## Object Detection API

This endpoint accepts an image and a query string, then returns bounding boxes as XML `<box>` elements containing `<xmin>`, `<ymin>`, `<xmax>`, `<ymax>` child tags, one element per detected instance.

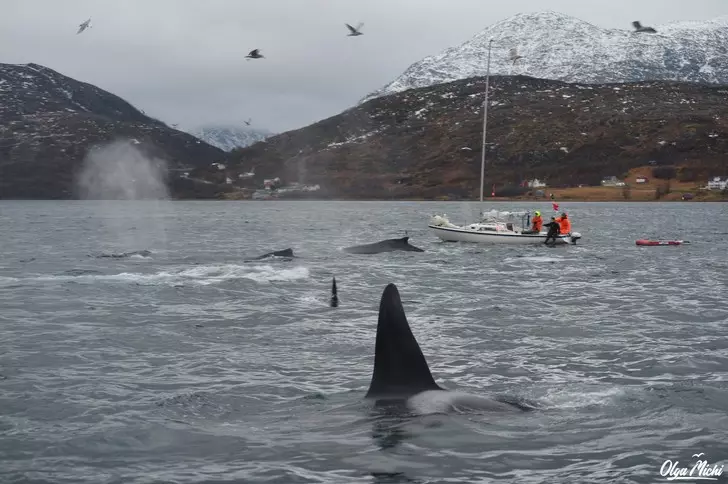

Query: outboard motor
<box><xmin>570</xmin><ymin>232</ymin><xmax>582</xmax><ymax>244</ymax></box>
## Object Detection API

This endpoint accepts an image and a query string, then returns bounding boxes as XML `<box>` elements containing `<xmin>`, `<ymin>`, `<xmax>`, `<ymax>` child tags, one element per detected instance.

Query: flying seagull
<box><xmin>346</xmin><ymin>23</ymin><xmax>364</xmax><ymax>36</ymax></box>
<box><xmin>509</xmin><ymin>47</ymin><xmax>523</xmax><ymax>65</ymax></box>
<box><xmin>77</xmin><ymin>18</ymin><xmax>91</xmax><ymax>34</ymax></box>
<box><xmin>246</xmin><ymin>49</ymin><xmax>264</xmax><ymax>59</ymax></box>
<box><xmin>632</xmin><ymin>21</ymin><xmax>657</xmax><ymax>33</ymax></box>
<box><xmin>244</xmin><ymin>118</ymin><xmax>252</xmax><ymax>126</ymax></box>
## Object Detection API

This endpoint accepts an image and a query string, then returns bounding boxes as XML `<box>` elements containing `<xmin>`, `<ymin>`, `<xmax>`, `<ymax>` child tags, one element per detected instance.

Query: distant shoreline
<box><xmin>2</xmin><ymin>198</ymin><xmax>725</xmax><ymax>203</ymax></box>
<box><xmin>223</xmin><ymin>198</ymin><xmax>726</xmax><ymax>202</ymax></box>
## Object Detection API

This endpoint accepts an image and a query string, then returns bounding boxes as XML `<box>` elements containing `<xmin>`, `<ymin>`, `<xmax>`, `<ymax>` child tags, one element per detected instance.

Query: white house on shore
<box><xmin>706</xmin><ymin>176</ymin><xmax>728</xmax><ymax>190</ymax></box>
<box><xmin>239</xmin><ymin>168</ymin><xmax>255</xmax><ymax>179</ymax></box>
<box><xmin>264</xmin><ymin>177</ymin><xmax>282</xmax><ymax>190</ymax></box>
<box><xmin>527</xmin><ymin>178</ymin><xmax>547</xmax><ymax>188</ymax></box>
<box><xmin>601</xmin><ymin>176</ymin><xmax>626</xmax><ymax>187</ymax></box>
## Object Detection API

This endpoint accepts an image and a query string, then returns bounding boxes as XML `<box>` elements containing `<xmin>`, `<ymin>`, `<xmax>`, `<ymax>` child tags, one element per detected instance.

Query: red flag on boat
<box><xmin>552</xmin><ymin>202</ymin><xmax>559</xmax><ymax>211</ymax></box>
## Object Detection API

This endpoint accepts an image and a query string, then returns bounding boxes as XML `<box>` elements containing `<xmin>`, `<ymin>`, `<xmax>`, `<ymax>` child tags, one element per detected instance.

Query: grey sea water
<box><xmin>1</xmin><ymin>200</ymin><xmax>727</xmax><ymax>484</ymax></box>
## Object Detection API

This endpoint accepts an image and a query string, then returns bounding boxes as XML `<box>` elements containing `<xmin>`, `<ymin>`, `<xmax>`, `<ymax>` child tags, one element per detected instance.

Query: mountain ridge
<box><xmin>362</xmin><ymin>11</ymin><xmax>728</xmax><ymax>103</ymax></box>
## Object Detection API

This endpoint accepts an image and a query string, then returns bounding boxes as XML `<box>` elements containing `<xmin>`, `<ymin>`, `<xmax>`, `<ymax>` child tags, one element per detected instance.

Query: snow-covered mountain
<box><xmin>362</xmin><ymin>11</ymin><xmax>728</xmax><ymax>102</ymax></box>
<box><xmin>189</xmin><ymin>125</ymin><xmax>273</xmax><ymax>152</ymax></box>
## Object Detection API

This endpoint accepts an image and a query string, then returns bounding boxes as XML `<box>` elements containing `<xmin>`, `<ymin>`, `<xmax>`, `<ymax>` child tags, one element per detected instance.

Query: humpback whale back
<box><xmin>270</xmin><ymin>248</ymin><xmax>293</xmax><ymax>258</ymax></box>
<box><xmin>342</xmin><ymin>237</ymin><xmax>424</xmax><ymax>254</ymax></box>
<box><xmin>395</xmin><ymin>237</ymin><xmax>424</xmax><ymax>252</ymax></box>
<box><xmin>245</xmin><ymin>248</ymin><xmax>295</xmax><ymax>262</ymax></box>
<box><xmin>365</xmin><ymin>284</ymin><xmax>442</xmax><ymax>399</ymax></box>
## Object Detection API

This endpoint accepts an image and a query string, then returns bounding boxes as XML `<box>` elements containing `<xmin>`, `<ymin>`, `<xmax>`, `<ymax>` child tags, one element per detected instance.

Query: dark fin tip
<box><xmin>382</xmin><ymin>283</ymin><xmax>400</xmax><ymax>299</ymax></box>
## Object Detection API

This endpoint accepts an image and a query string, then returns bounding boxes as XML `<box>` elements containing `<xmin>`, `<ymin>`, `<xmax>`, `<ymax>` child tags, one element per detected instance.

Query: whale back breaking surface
<box><xmin>270</xmin><ymin>248</ymin><xmax>294</xmax><ymax>258</ymax></box>
<box><xmin>365</xmin><ymin>283</ymin><xmax>442</xmax><ymax>399</ymax></box>
<box><xmin>396</xmin><ymin>237</ymin><xmax>424</xmax><ymax>252</ymax></box>
<box><xmin>343</xmin><ymin>237</ymin><xmax>424</xmax><ymax>254</ymax></box>
<box><xmin>245</xmin><ymin>248</ymin><xmax>295</xmax><ymax>262</ymax></box>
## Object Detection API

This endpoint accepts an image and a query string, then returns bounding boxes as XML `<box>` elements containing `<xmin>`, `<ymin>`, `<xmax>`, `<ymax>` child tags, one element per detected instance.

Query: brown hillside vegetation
<box><xmin>222</xmin><ymin>75</ymin><xmax>728</xmax><ymax>200</ymax></box>
<box><xmin>542</xmin><ymin>167</ymin><xmax>727</xmax><ymax>201</ymax></box>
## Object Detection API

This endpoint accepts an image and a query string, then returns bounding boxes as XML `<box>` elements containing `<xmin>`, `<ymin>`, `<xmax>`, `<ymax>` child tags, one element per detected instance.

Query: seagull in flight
<box><xmin>245</xmin><ymin>49</ymin><xmax>264</xmax><ymax>60</ymax></box>
<box><xmin>345</xmin><ymin>23</ymin><xmax>364</xmax><ymax>36</ymax></box>
<box><xmin>632</xmin><ymin>21</ymin><xmax>657</xmax><ymax>33</ymax></box>
<box><xmin>77</xmin><ymin>18</ymin><xmax>92</xmax><ymax>34</ymax></box>
<box><xmin>509</xmin><ymin>47</ymin><xmax>523</xmax><ymax>65</ymax></box>
<box><xmin>244</xmin><ymin>118</ymin><xmax>252</xmax><ymax>126</ymax></box>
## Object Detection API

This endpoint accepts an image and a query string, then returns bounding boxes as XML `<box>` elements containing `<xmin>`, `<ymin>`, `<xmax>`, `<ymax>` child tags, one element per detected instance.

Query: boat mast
<box><xmin>479</xmin><ymin>38</ymin><xmax>494</xmax><ymax>202</ymax></box>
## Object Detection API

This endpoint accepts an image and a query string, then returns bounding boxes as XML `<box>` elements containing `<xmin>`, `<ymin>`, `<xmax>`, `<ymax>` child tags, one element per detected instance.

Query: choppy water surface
<box><xmin>1</xmin><ymin>200</ymin><xmax>727</xmax><ymax>484</ymax></box>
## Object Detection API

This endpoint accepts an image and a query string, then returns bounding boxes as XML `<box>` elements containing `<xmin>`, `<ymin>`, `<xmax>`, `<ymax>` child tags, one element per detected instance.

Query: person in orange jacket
<box><xmin>555</xmin><ymin>212</ymin><xmax>571</xmax><ymax>234</ymax></box>
<box><xmin>531</xmin><ymin>211</ymin><xmax>543</xmax><ymax>232</ymax></box>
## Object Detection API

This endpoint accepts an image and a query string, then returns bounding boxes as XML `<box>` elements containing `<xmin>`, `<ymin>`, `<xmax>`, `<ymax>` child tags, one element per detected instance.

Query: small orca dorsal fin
<box><xmin>365</xmin><ymin>283</ymin><xmax>442</xmax><ymax>399</ymax></box>
<box><xmin>330</xmin><ymin>276</ymin><xmax>338</xmax><ymax>307</ymax></box>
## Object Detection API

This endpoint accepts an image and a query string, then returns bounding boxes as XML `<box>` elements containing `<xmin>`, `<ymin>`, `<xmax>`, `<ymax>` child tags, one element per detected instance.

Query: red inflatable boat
<box><xmin>635</xmin><ymin>239</ymin><xmax>688</xmax><ymax>246</ymax></box>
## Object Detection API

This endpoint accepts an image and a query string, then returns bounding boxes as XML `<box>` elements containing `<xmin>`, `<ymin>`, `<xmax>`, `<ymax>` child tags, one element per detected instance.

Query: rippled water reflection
<box><xmin>1</xmin><ymin>200</ymin><xmax>727</xmax><ymax>483</ymax></box>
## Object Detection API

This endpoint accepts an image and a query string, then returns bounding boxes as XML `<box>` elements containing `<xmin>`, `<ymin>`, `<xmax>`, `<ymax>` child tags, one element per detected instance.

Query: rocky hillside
<box><xmin>225</xmin><ymin>75</ymin><xmax>728</xmax><ymax>200</ymax></box>
<box><xmin>362</xmin><ymin>11</ymin><xmax>728</xmax><ymax>102</ymax></box>
<box><xmin>0</xmin><ymin>63</ymin><xmax>230</xmax><ymax>199</ymax></box>
<box><xmin>190</xmin><ymin>125</ymin><xmax>273</xmax><ymax>152</ymax></box>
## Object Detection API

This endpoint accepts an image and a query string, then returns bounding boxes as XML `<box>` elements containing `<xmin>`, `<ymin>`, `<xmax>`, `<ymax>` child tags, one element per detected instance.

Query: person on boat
<box><xmin>544</xmin><ymin>217</ymin><xmax>560</xmax><ymax>245</ymax></box>
<box><xmin>531</xmin><ymin>211</ymin><xmax>543</xmax><ymax>232</ymax></box>
<box><xmin>555</xmin><ymin>212</ymin><xmax>572</xmax><ymax>235</ymax></box>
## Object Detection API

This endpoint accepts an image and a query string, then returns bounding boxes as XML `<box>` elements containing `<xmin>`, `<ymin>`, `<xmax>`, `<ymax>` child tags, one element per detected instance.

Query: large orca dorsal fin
<box><xmin>365</xmin><ymin>283</ymin><xmax>442</xmax><ymax>399</ymax></box>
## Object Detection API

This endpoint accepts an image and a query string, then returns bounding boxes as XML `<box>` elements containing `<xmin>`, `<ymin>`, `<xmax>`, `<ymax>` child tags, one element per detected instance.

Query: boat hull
<box><xmin>428</xmin><ymin>224</ymin><xmax>574</xmax><ymax>245</ymax></box>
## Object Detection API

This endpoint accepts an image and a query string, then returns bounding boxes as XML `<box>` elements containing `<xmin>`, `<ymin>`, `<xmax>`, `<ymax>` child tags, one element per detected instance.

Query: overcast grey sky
<box><xmin>2</xmin><ymin>0</ymin><xmax>727</xmax><ymax>133</ymax></box>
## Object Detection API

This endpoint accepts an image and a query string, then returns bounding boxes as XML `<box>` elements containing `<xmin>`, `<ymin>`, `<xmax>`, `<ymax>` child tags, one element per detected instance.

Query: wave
<box><xmin>1</xmin><ymin>264</ymin><xmax>311</xmax><ymax>287</ymax></box>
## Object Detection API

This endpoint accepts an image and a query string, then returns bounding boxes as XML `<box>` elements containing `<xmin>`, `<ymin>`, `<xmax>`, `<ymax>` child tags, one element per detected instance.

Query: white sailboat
<box><xmin>427</xmin><ymin>39</ymin><xmax>581</xmax><ymax>246</ymax></box>
<box><xmin>429</xmin><ymin>210</ymin><xmax>580</xmax><ymax>245</ymax></box>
